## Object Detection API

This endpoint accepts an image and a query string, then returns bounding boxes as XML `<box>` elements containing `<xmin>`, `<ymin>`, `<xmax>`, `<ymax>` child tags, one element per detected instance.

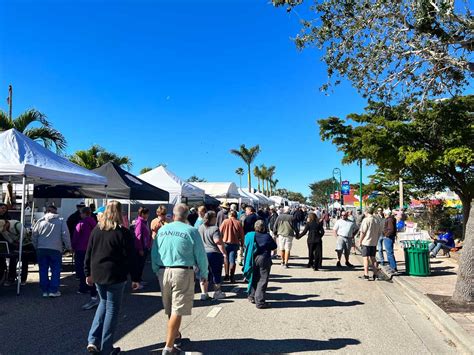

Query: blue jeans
<box><xmin>207</xmin><ymin>252</ymin><xmax>224</xmax><ymax>286</ymax></box>
<box><xmin>37</xmin><ymin>249</ymin><xmax>62</xmax><ymax>293</ymax></box>
<box><xmin>429</xmin><ymin>241</ymin><xmax>449</xmax><ymax>257</ymax></box>
<box><xmin>224</xmin><ymin>243</ymin><xmax>240</xmax><ymax>266</ymax></box>
<box><xmin>88</xmin><ymin>282</ymin><xmax>126</xmax><ymax>353</ymax></box>
<box><xmin>383</xmin><ymin>237</ymin><xmax>397</xmax><ymax>271</ymax></box>
<box><xmin>377</xmin><ymin>237</ymin><xmax>385</xmax><ymax>264</ymax></box>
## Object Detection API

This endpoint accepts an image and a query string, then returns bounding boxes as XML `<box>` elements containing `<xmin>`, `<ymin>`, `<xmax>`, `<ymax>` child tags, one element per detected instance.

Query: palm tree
<box><xmin>140</xmin><ymin>167</ymin><xmax>152</xmax><ymax>174</ymax></box>
<box><xmin>259</xmin><ymin>164</ymin><xmax>269</xmax><ymax>195</ymax></box>
<box><xmin>230</xmin><ymin>144</ymin><xmax>261</xmax><ymax>192</ymax></box>
<box><xmin>0</xmin><ymin>109</ymin><xmax>67</xmax><ymax>152</ymax></box>
<box><xmin>270</xmin><ymin>178</ymin><xmax>279</xmax><ymax>195</ymax></box>
<box><xmin>253</xmin><ymin>166</ymin><xmax>262</xmax><ymax>192</ymax></box>
<box><xmin>267</xmin><ymin>165</ymin><xmax>276</xmax><ymax>196</ymax></box>
<box><xmin>70</xmin><ymin>145</ymin><xmax>132</xmax><ymax>170</ymax></box>
<box><xmin>235</xmin><ymin>167</ymin><xmax>244</xmax><ymax>188</ymax></box>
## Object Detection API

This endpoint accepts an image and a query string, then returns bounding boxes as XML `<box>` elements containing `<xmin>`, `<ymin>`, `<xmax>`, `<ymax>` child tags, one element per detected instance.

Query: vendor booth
<box><xmin>138</xmin><ymin>165</ymin><xmax>205</xmax><ymax>205</ymax></box>
<box><xmin>0</xmin><ymin>129</ymin><xmax>108</xmax><ymax>294</ymax></box>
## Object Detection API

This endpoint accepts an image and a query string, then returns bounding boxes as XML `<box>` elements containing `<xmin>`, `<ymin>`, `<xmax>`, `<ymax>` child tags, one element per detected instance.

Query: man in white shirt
<box><xmin>333</xmin><ymin>211</ymin><xmax>355</xmax><ymax>268</ymax></box>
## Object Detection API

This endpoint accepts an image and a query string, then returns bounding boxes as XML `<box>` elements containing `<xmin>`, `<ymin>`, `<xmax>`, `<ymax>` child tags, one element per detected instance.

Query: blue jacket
<box><xmin>242</xmin><ymin>232</ymin><xmax>256</xmax><ymax>294</ymax></box>
<box><xmin>438</xmin><ymin>232</ymin><xmax>455</xmax><ymax>248</ymax></box>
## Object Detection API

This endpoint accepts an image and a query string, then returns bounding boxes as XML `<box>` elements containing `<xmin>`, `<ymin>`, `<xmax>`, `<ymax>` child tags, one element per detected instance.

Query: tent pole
<box><xmin>105</xmin><ymin>186</ymin><xmax>108</xmax><ymax>204</ymax></box>
<box><xmin>17</xmin><ymin>176</ymin><xmax>26</xmax><ymax>296</ymax></box>
<box><xmin>30</xmin><ymin>199</ymin><xmax>35</xmax><ymax>225</ymax></box>
<box><xmin>128</xmin><ymin>201</ymin><xmax>131</xmax><ymax>223</ymax></box>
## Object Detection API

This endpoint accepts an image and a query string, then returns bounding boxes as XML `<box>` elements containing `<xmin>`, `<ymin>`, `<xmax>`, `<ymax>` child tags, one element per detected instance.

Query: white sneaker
<box><xmin>42</xmin><ymin>292</ymin><xmax>49</xmax><ymax>298</ymax></box>
<box><xmin>200</xmin><ymin>293</ymin><xmax>210</xmax><ymax>301</ymax></box>
<box><xmin>49</xmin><ymin>291</ymin><xmax>61</xmax><ymax>298</ymax></box>
<box><xmin>82</xmin><ymin>297</ymin><xmax>100</xmax><ymax>310</ymax></box>
<box><xmin>213</xmin><ymin>290</ymin><xmax>226</xmax><ymax>300</ymax></box>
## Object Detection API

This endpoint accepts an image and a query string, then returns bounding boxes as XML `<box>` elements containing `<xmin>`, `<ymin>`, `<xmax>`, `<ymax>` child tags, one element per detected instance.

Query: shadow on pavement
<box><xmin>128</xmin><ymin>337</ymin><xmax>361</xmax><ymax>354</ymax></box>
<box><xmin>266</xmin><ymin>292</ymin><xmax>318</xmax><ymax>301</ymax></box>
<box><xmin>268</xmin><ymin>299</ymin><xmax>364</xmax><ymax>309</ymax></box>
<box><xmin>270</xmin><ymin>277</ymin><xmax>341</xmax><ymax>283</ymax></box>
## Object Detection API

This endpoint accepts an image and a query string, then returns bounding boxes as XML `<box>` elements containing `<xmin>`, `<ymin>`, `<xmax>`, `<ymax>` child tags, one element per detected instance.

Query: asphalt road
<box><xmin>0</xmin><ymin>229</ymin><xmax>460</xmax><ymax>354</ymax></box>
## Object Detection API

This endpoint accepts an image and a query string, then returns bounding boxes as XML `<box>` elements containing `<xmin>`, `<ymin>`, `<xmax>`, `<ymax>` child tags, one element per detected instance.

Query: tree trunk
<box><xmin>239</xmin><ymin>175</ymin><xmax>242</xmax><ymax>188</ymax></box>
<box><xmin>452</xmin><ymin>198</ymin><xmax>473</xmax><ymax>303</ymax></box>
<box><xmin>247</xmin><ymin>164</ymin><xmax>251</xmax><ymax>192</ymax></box>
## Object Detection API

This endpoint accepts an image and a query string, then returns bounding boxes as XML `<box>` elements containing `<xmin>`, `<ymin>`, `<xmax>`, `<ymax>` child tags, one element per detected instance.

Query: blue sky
<box><xmin>0</xmin><ymin>0</ymin><xmax>375</xmax><ymax>196</ymax></box>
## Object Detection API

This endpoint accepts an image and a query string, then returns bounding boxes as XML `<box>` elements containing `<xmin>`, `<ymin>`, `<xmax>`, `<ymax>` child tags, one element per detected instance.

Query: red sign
<box><xmin>334</xmin><ymin>191</ymin><xmax>340</xmax><ymax>200</ymax></box>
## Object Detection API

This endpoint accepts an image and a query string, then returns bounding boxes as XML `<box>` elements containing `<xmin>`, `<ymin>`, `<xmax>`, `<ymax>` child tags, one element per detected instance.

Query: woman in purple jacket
<box><xmin>72</xmin><ymin>207</ymin><xmax>98</xmax><ymax>309</ymax></box>
<box><xmin>134</xmin><ymin>207</ymin><xmax>151</xmax><ymax>289</ymax></box>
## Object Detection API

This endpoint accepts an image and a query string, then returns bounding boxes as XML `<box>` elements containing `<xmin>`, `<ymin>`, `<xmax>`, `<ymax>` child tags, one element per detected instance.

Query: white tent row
<box><xmin>191</xmin><ymin>182</ymin><xmax>240</xmax><ymax>199</ymax></box>
<box><xmin>138</xmin><ymin>165</ymin><xmax>205</xmax><ymax>205</ymax></box>
<box><xmin>269</xmin><ymin>195</ymin><xmax>289</xmax><ymax>207</ymax></box>
<box><xmin>0</xmin><ymin>129</ymin><xmax>108</xmax><ymax>294</ymax></box>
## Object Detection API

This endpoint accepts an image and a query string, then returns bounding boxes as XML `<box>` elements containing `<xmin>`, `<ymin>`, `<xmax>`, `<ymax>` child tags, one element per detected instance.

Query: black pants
<box><xmin>250</xmin><ymin>255</ymin><xmax>272</xmax><ymax>307</ymax></box>
<box><xmin>308</xmin><ymin>242</ymin><xmax>323</xmax><ymax>269</ymax></box>
<box><xmin>137</xmin><ymin>248</ymin><xmax>149</xmax><ymax>282</ymax></box>
<box><xmin>7</xmin><ymin>245</ymin><xmax>36</xmax><ymax>282</ymax></box>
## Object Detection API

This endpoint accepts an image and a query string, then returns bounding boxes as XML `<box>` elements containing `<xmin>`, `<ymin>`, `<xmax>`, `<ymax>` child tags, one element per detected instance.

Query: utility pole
<box><xmin>7</xmin><ymin>85</ymin><xmax>13</xmax><ymax>120</ymax></box>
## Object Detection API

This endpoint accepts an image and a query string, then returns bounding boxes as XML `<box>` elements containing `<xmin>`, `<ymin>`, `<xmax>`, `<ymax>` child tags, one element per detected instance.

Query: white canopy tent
<box><xmin>0</xmin><ymin>129</ymin><xmax>108</xmax><ymax>294</ymax></box>
<box><xmin>138</xmin><ymin>165</ymin><xmax>205</xmax><ymax>205</ymax></box>
<box><xmin>238</xmin><ymin>188</ymin><xmax>259</xmax><ymax>205</ymax></box>
<box><xmin>269</xmin><ymin>195</ymin><xmax>289</xmax><ymax>207</ymax></box>
<box><xmin>255</xmin><ymin>192</ymin><xmax>272</xmax><ymax>206</ymax></box>
<box><xmin>192</xmin><ymin>182</ymin><xmax>240</xmax><ymax>199</ymax></box>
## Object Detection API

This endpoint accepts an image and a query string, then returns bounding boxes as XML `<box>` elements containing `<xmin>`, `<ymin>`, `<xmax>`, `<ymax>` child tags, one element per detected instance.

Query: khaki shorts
<box><xmin>278</xmin><ymin>235</ymin><xmax>294</xmax><ymax>252</ymax></box>
<box><xmin>157</xmin><ymin>268</ymin><xmax>195</xmax><ymax>316</ymax></box>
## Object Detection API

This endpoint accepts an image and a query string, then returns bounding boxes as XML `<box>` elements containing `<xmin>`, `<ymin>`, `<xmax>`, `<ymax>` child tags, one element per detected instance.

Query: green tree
<box><xmin>187</xmin><ymin>175</ymin><xmax>207</xmax><ymax>183</ymax></box>
<box><xmin>70</xmin><ymin>145</ymin><xmax>132</xmax><ymax>170</ymax></box>
<box><xmin>230</xmin><ymin>144</ymin><xmax>261</xmax><ymax>192</ymax></box>
<box><xmin>319</xmin><ymin>95</ymin><xmax>474</xmax><ymax>302</ymax></box>
<box><xmin>140</xmin><ymin>167</ymin><xmax>152</xmax><ymax>175</ymax></box>
<box><xmin>287</xmin><ymin>191</ymin><xmax>307</xmax><ymax>204</ymax></box>
<box><xmin>267</xmin><ymin>165</ymin><xmax>276</xmax><ymax>195</ymax></box>
<box><xmin>0</xmin><ymin>109</ymin><xmax>67</xmax><ymax>152</ymax></box>
<box><xmin>273</xmin><ymin>0</ymin><xmax>473</xmax><ymax>104</ymax></box>
<box><xmin>270</xmin><ymin>178</ymin><xmax>279</xmax><ymax>195</ymax></box>
<box><xmin>235</xmin><ymin>167</ymin><xmax>244</xmax><ymax>188</ymax></box>
<box><xmin>309</xmin><ymin>178</ymin><xmax>335</xmax><ymax>208</ymax></box>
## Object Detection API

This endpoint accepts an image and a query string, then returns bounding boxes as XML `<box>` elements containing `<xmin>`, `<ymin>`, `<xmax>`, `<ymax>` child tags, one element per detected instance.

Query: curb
<box><xmin>353</xmin><ymin>245</ymin><xmax>473</xmax><ymax>354</ymax></box>
<box><xmin>393</xmin><ymin>275</ymin><xmax>474</xmax><ymax>354</ymax></box>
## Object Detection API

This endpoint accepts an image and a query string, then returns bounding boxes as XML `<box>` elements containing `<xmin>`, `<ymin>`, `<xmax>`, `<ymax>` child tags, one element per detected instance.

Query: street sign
<box><xmin>341</xmin><ymin>180</ymin><xmax>350</xmax><ymax>195</ymax></box>
<box><xmin>334</xmin><ymin>191</ymin><xmax>340</xmax><ymax>200</ymax></box>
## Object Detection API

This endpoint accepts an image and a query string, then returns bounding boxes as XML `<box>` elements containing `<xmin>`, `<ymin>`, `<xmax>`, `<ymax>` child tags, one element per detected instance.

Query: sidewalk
<box><xmin>389</xmin><ymin>241</ymin><xmax>474</xmax><ymax>338</ymax></box>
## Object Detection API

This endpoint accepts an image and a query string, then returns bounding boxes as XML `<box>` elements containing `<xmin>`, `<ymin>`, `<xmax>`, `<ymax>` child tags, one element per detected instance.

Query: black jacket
<box><xmin>243</xmin><ymin>213</ymin><xmax>261</xmax><ymax>234</ymax></box>
<box><xmin>85</xmin><ymin>226</ymin><xmax>140</xmax><ymax>285</ymax></box>
<box><xmin>299</xmin><ymin>221</ymin><xmax>325</xmax><ymax>243</ymax></box>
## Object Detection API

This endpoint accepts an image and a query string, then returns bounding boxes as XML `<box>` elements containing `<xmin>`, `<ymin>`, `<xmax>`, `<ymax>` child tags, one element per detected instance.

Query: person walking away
<box><xmin>32</xmin><ymin>205</ymin><xmax>71</xmax><ymax>297</ymax></box>
<box><xmin>67</xmin><ymin>202</ymin><xmax>85</xmax><ymax>240</ymax></box>
<box><xmin>187</xmin><ymin>207</ymin><xmax>198</xmax><ymax>226</ymax></box>
<box><xmin>72</xmin><ymin>207</ymin><xmax>99</xmax><ymax>310</ymax></box>
<box><xmin>85</xmin><ymin>201</ymin><xmax>140</xmax><ymax>354</ymax></box>
<box><xmin>323</xmin><ymin>210</ymin><xmax>330</xmax><ymax>229</ymax></box>
<box><xmin>298</xmin><ymin>213</ymin><xmax>325</xmax><ymax>270</ymax></box>
<box><xmin>151</xmin><ymin>206</ymin><xmax>168</xmax><ymax>240</ymax></box>
<box><xmin>216</xmin><ymin>203</ymin><xmax>230</xmax><ymax>228</ymax></box>
<box><xmin>220</xmin><ymin>210</ymin><xmax>244</xmax><ymax>283</ymax></box>
<box><xmin>382</xmin><ymin>210</ymin><xmax>398</xmax><ymax>273</ymax></box>
<box><xmin>272</xmin><ymin>206</ymin><xmax>298</xmax><ymax>268</ymax></box>
<box><xmin>359</xmin><ymin>207</ymin><xmax>384</xmax><ymax>281</ymax></box>
<box><xmin>375</xmin><ymin>207</ymin><xmax>385</xmax><ymax>265</ymax></box>
<box><xmin>199</xmin><ymin>211</ymin><xmax>227</xmax><ymax>299</ymax></box>
<box><xmin>333</xmin><ymin>211</ymin><xmax>355</xmax><ymax>268</ymax></box>
<box><xmin>245</xmin><ymin>220</ymin><xmax>277</xmax><ymax>309</ymax></box>
<box><xmin>134</xmin><ymin>207</ymin><xmax>151</xmax><ymax>289</ymax></box>
<box><xmin>243</xmin><ymin>206</ymin><xmax>260</xmax><ymax>235</ymax></box>
<box><xmin>151</xmin><ymin>204</ymin><xmax>209</xmax><ymax>355</ymax></box>
<box><xmin>353</xmin><ymin>209</ymin><xmax>365</xmax><ymax>255</ymax></box>
<box><xmin>268</xmin><ymin>206</ymin><xmax>279</xmax><ymax>259</ymax></box>
<box><xmin>194</xmin><ymin>206</ymin><xmax>207</xmax><ymax>229</ymax></box>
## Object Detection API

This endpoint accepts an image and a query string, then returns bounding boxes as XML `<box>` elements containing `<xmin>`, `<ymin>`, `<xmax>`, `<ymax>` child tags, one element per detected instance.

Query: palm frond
<box><xmin>24</xmin><ymin>127</ymin><xmax>67</xmax><ymax>152</ymax></box>
<box><xmin>0</xmin><ymin>110</ymin><xmax>13</xmax><ymax>131</ymax></box>
<box><xmin>13</xmin><ymin>109</ymin><xmax>50</xmax><ymax>132</ymax></box>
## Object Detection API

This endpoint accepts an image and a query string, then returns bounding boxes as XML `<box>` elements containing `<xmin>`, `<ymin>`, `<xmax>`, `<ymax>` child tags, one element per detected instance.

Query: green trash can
<box><xmin>402</xmin><ymin>240</ymin><xmax>431</xmax><ymax>276</ymax></box>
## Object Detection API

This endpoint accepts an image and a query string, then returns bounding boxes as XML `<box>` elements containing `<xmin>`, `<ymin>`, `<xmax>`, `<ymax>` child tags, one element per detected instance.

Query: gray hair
<box><xmin>173</xmin><ymin>203</ymin><xmax>189</xmax><ymax>221</ymax></box>
<box><xmin>254</xmin><ymin>220</ymin><xmax>266</xmax><ymax>233</ymax></box>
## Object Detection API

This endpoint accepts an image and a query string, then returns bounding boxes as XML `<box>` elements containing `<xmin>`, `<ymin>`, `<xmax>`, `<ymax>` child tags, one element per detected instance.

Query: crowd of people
<box><xmin>1</xmin><ymin>198</ymin><xmax>445</xmax><ymax>355</ymax></box>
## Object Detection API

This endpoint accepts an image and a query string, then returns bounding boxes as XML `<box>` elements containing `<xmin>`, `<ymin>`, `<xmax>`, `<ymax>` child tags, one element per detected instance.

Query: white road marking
<box><xmin>206</xmin><ymin>306</ymin><xmax>222</xmax><ymax>318</ymax></box>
